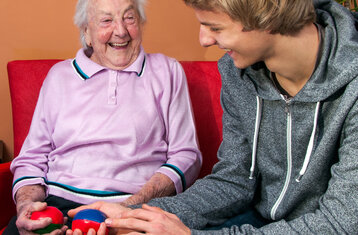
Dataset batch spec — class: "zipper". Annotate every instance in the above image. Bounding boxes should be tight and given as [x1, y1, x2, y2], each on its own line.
[270, 96, 293, 220]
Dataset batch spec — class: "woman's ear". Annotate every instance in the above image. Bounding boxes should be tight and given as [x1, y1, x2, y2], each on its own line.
[84, 27, 92, 47]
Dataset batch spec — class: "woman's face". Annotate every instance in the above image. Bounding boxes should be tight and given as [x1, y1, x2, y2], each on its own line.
[85, 0, 143, 70]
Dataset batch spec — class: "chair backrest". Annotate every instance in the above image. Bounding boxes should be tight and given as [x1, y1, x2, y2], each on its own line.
[180, 61, 222, 177]
[7, 60, 222, 178]
[8, 60, 62, 156]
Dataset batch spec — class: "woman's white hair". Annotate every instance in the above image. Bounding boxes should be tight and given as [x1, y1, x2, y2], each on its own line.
[74, 0, 147, 49]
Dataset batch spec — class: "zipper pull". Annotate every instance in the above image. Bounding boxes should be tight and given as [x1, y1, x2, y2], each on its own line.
[281, 94, 292, 114]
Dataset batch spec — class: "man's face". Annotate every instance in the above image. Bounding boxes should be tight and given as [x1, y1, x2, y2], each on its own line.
[85, 0, 143, 70]
[194, 9, 275, 69]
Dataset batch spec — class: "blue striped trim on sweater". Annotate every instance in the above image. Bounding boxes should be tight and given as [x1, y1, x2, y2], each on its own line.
[162, 163, 187, 191]
[13, 176, 130, 198]
[72, 59, 90, 80]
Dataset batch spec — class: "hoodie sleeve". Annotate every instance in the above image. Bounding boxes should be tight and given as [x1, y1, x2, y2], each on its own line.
[145, 57, 258, 229]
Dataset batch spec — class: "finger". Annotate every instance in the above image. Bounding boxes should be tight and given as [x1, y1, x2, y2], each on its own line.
[120, 208, 156, 221]
[87, 228, 96, 235]
[105, 223, 135, 235]
[60, 225, 69, 233]
[67, 205, 91, 218]
[63, 217, 68, 225]
[141, 204, 176, 219]
[105, 217, 151, 233]
[121, 206, 174, 223]
[20, 204, 56, 231]
[17, 214, 52, 232]
[66, 229, 74, 235]
[68, 202, 103, 217]
[142, 204, 180, 221]
[32, 218, 54, 231]
[73, 228, 84, 235]
[30, 202, 48, 213]
[96, 222, 107, 235]
[141, 204, 163, 212]
[49, 227, 67, 235]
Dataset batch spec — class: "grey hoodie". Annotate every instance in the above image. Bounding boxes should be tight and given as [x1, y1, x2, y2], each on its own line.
[147, 0, 358, 234]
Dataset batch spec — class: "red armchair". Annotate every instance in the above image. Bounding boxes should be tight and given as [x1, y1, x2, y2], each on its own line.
[0, 60, 222, 233]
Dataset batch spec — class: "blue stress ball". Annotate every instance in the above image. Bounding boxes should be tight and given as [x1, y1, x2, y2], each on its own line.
[72, 209, 109, 235]
[30, 206, 64, 234]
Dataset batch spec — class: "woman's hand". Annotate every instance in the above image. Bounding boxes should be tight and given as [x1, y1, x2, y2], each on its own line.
[16, 201, 67, 235]
[120, 173, 175, 207]
[15, 185, 67, 234]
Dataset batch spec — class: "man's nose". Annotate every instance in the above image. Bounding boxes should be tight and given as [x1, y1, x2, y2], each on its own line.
[199, 26, 216, 47]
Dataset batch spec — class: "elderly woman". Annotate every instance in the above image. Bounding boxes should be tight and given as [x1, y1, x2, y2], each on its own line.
[4, 0, 202, 234]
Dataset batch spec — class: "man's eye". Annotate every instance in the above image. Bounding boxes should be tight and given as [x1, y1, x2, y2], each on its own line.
[210, 27, 221, 32]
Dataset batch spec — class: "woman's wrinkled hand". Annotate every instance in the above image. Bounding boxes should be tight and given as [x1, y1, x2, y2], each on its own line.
[16, 201, 67, 235]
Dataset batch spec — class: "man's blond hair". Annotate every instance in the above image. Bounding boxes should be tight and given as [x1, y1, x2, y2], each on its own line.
[183, 0, 316, 35]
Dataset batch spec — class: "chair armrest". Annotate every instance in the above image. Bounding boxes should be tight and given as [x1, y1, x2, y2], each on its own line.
[0, 161, 16, 229]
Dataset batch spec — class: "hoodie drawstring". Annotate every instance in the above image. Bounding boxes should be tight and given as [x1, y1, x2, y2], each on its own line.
[249, 98, 320, 182]
[250, 96, 262, 179]
[296, 101, 321, 182]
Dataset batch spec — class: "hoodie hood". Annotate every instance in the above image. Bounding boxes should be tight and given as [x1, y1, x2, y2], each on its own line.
[244, 0, 358, 102]
[306, 0, 358, 101]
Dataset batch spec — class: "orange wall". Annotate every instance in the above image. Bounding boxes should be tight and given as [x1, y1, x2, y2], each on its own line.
[0, 0, 224, 160]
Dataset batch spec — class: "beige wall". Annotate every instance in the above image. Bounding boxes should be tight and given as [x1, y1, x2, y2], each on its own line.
[0, 0, 224, 160]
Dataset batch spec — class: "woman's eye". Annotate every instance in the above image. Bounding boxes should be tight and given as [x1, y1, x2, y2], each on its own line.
[100, 18, 112, 24]
[125, 18, 135, 25]
[123, 12, 136, 24]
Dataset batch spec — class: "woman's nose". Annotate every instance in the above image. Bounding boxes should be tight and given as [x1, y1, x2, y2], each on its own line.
[114, 21, 128, 38]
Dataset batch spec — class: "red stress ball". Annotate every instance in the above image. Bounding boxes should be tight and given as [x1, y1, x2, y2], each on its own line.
[30, 206, 64, 234]
[72, 209, 109, 235]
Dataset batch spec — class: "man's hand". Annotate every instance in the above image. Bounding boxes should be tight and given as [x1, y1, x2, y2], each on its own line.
[67, 201, 131, 220]
[103, 204, 190, 235]
[67, 201, 133, 235]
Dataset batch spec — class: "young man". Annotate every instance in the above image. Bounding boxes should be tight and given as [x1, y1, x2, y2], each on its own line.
[69, 0, 358, 234]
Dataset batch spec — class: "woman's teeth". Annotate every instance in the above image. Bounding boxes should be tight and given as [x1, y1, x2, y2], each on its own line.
[110, 42, 129, 47]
